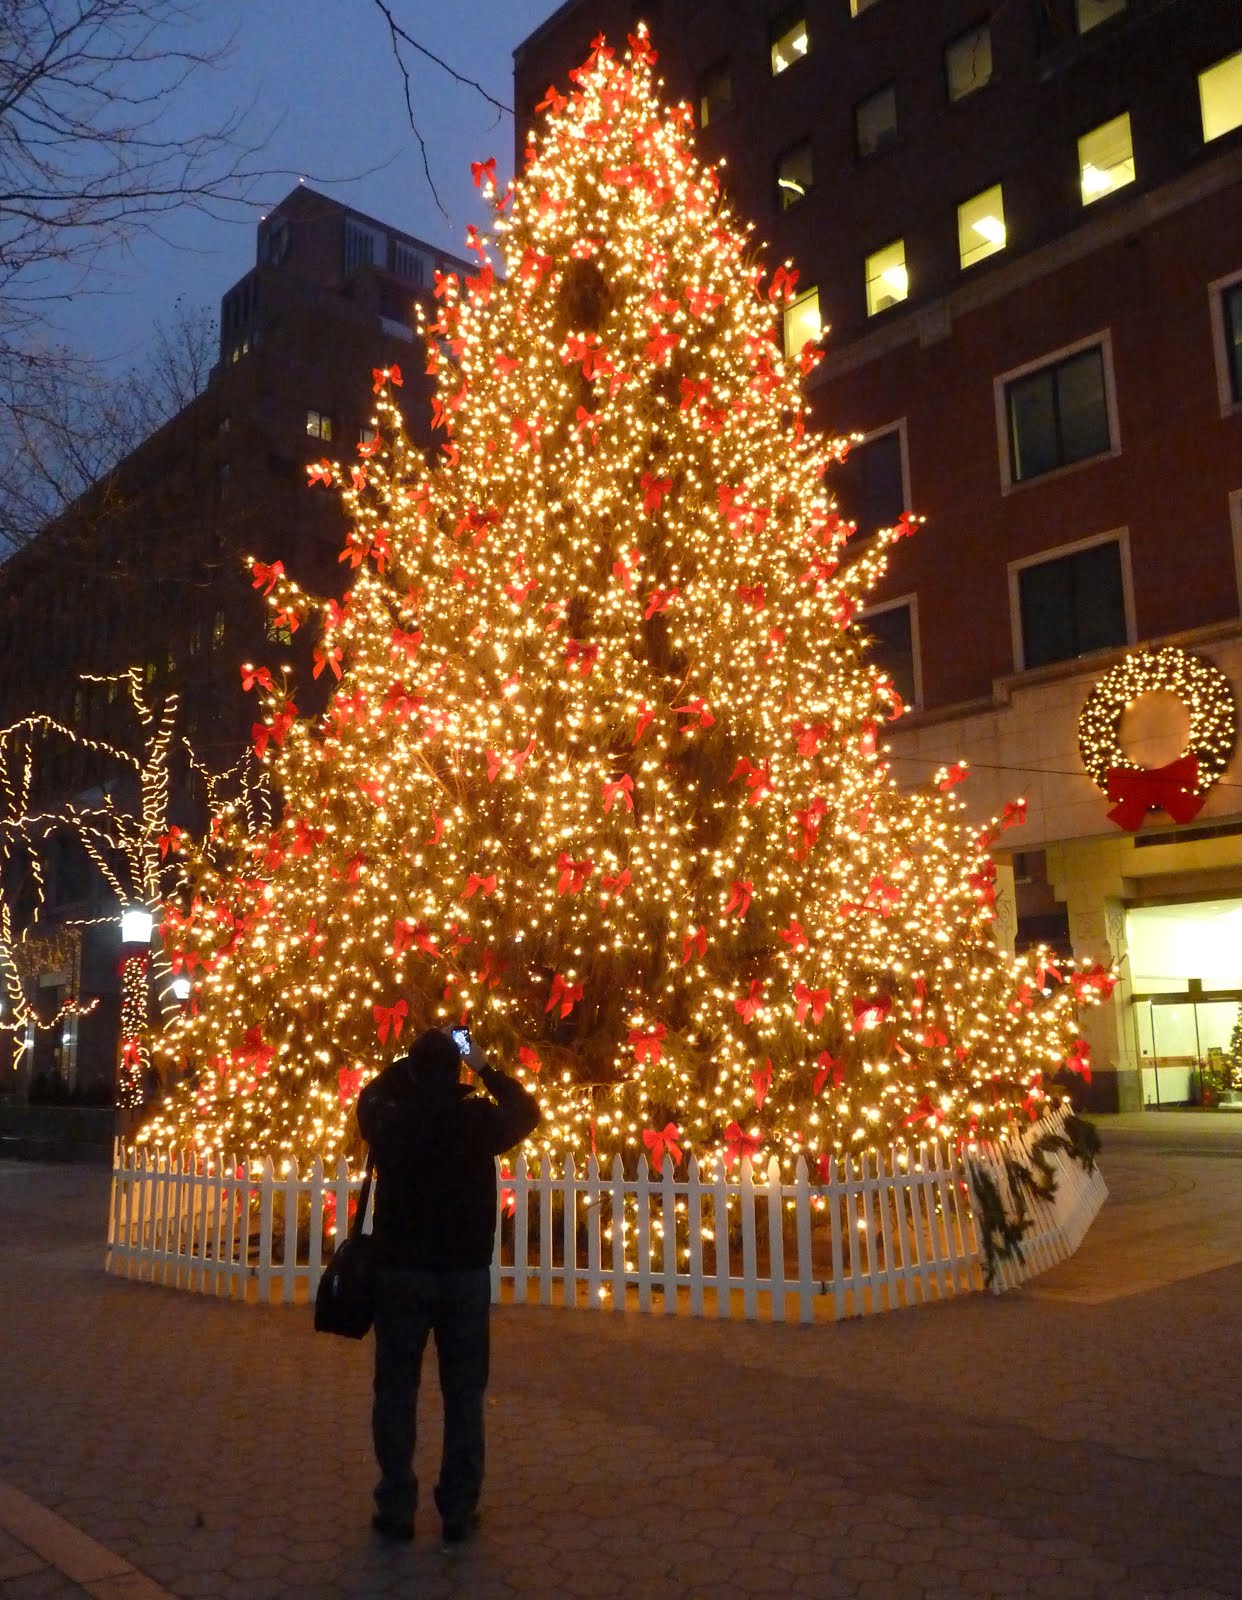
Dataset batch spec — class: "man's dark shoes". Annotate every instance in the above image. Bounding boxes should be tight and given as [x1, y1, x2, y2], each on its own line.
[371, 1511, 414, 1543]
[440, 1510, 481, 1547]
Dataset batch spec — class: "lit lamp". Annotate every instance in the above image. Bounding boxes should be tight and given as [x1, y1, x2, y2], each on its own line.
[117, 905, 154, 1110]
[171, 975, 192, 1003]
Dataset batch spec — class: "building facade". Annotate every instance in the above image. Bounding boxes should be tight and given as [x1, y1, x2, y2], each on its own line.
[0, 187, 465, 1099]
[515, 0, 1242, 1109]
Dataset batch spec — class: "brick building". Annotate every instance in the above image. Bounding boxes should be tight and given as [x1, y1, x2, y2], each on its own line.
[516, 0, 1242, 1109]
[0, 186, 465, 1098]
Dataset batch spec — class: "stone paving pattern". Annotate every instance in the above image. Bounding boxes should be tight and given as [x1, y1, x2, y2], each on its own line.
[2, 1112, 1241, 1599]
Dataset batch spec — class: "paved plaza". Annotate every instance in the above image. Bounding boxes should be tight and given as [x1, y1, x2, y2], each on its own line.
[1, 1113, 1240, 1600]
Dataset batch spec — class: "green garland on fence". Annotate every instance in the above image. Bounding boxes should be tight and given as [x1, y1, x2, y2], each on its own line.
[970, 1115, 1101, 1288]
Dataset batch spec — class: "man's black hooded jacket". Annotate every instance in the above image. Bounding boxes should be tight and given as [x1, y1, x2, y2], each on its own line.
[357, 1042, 541, 1271]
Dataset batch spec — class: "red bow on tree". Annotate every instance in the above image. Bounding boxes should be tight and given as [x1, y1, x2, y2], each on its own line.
[251, 560, 284, 595]
[372, 365, 403, 392]
[306, 462, 332, 487]
[640, 473, 673, 513]
[904, 1095, 943, 1131]
[337, 1066, 365, 1105]
[628, 1022, 666, 1064]
[768, 264, 800, 303]
[240, 663, 274, 693]
[565, 640, 600, 677]
[681, 926, 707, 965]
[813, 1053, 844, 1095]
[938, 762, 969, 792]
[734, 979, 765, 1024]
[751, 1059, 773, 1109]
[1104, 756, 1205, 832]
[312, 646, 343, 680]
[373, 1000, 408, 1046]
[158, 826, 184, 859]
[465, 873, 497, 899]
[643, 1123, 682, 1171]
[557, 855, 595, 895]
[1001, 797, 1028, 830]
[633, 701, 655, 744]
[471, 157, 497, 190]
[535, 84, 567, 113]
[1065, 1039, 1093, 1081]
[779, 920, 808, 951]
[1071, 964, 1116, 1002]
[602, 775, 634, 813]
[794, 983, 832, 1026]
[234, 1027, 275, 1075]
[724, 879, 753, 917]
[545, 974, 583, 1019]
[674, 697, 715, 728]
[852, 994, 891, 1032]
[600, 869, 631, 895]
[518, 1046, 541, 1073]
[722, 1122, 762, 1172]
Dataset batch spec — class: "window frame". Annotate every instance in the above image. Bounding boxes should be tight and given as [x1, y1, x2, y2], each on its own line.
[306, 408, 334, 441]
[957, 181, 1007, 271]
[1078, 111, 1135, 207]
[782, 284, 822, 360]
[944, 21, 993, 104]
[697, 58, 733, 129]
[993, 331, 1121, 494]
[1231, 489, 1242, 617]
[1208, 269, 1242, 416]
[769, 10, 809, 77]
[864, 237, 909, 318]
[775, 137, 814, 211]
[849, 0, 882, 16]
[858, 593, 921, 712]
[1007, 529, 1134, 675]
[1074, 0, 1127, 36]
[835, 418, 911, 539]
[1199, 48, 1242, 145]
[854, 82, 898, 160]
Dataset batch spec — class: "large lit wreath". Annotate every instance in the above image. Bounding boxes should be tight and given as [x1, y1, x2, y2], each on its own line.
[1078, 646, 1236, 831]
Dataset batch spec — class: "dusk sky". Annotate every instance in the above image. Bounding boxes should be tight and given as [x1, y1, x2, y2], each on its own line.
[55, 0, 565, 369]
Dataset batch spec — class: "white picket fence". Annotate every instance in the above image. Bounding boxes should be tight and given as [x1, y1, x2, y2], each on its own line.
[105, 1109, 1106, 1322]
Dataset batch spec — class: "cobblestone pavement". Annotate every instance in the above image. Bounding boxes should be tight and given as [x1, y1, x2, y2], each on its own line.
[2, 1115, 1241, 1600]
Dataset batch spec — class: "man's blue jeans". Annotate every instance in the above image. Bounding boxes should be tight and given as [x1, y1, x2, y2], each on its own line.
[372, 1266, 490, 1526]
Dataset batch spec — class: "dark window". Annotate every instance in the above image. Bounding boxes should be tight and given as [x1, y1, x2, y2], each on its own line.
[1018, 541, 1126, 670]
[1224, 283, 1242, 405]
[835, 430, 904, 537]
[775, 139, 814, 209]
[1075, 0, 1126, 35]
[945, 22, 992, 102]
[1006, 346, 1111, 483]
[698, 60, 733, 128]
[855, 84, 897, 158]
[861, 604, 916, 709]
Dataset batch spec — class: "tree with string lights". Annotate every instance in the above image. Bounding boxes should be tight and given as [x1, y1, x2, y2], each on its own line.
[141, 25, 1115, 1175]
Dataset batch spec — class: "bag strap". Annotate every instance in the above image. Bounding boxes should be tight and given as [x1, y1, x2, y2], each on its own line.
[350, 1149, 376, 1242]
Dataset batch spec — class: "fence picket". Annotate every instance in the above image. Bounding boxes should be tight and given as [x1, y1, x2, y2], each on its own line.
[610, 1156, 627, 1312]
[686, 1158, 704, 1318]
[712, 1163, 731, 1319]
[256, 1157, 275, 1304]
[562, 1154, 578, 1309]
[826, 1156, 846, 1320]
[539, 1158, 554, 1307]
[513, 1153, 529, 1306]
[585, 1156, 603, 1310]
[280, 1162, 299, 1305]
[635, 1156, 652, 1314]
[661, 1157, 677, 1314]
[307, 1159, 325, 1299]
[794, 1157, 814, 1323]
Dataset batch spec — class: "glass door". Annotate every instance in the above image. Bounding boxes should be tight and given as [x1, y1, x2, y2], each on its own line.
[1133, 994, 1242, 1107]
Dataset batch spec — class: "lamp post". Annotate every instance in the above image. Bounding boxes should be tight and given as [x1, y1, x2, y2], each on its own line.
[117, 906, 153, 1109]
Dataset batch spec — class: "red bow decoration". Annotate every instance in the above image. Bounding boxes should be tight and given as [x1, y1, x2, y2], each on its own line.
[545, 973, 583, 1019]
[779, 919, 808, 951]
[535, 84, 567, 114]
[1001, 797, 1028, 830]
[600, 869, 631, 895]
[250, 560, 285, 595]
[644, 327, 679, 365]
[813, 1053, 844, 1095]
[768, 264, 800, 303]
[725, 879, 754, 918]
[629, 1022, 666, 1064]
[1104, 756, 1205, 831]
[1035, 960, 1063, 989]
[306, 461, 332, 487]
[1071, 964, 1116, 1002]
[751, 1059, 773, 1109]
[158, 826, 184, 859]
[518, 1046, 541, 1073]
[792, 721, 829, 757]
[722, 1122, 762, 1172]
[602, 775, 635, 814]
[519, 247, 554, 287]
[904, 1095, 944, 1131]
[938, 762, 969, 792]
[234, 1026, 275, 1075]
[628, 27, 658, 65]
[643, 1123, 682, 1171]
[687, 286, 723, 318]
[465, 873, 497, 898]
[565, 640, 600, 677]
[576, 406, 600, 444]
[633, 701, 655, 744]
[471, 157, 497, 190]
[121, 1037, 143, 1069]
[511, 413, 543, 452]
[674, 696, 715, 728]
[557, 855, 595, 895]
[644, 588, 677, 619]
[240, 663, 274, 693]
[794, 983, 832, 1026]
[734, 979, 765, 1024]
[338, 1065, 365, 1106]
[372, 365, 402, 392]
[681, 926, 707, 965]
[312, 645, 343, 681]
[1065, 1039, 1093, 1081]
[852, 994, 892, 1032]
[640, 472, 673, 513]
[373, 999, 408, 1046]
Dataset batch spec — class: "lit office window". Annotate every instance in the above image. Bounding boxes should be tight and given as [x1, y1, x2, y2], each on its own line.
[865, 240, 908, 317]
[855, 84, 897, 158]
[1079, 113, 1135, 205]
[958, 184, 1007, 269]
[1199, 50, 1242, 144]
[945, 23, 992, 102]
[1075, 0, 1126, 34]
[771, 13, 808, 76]
[306, 409, 333, 441]
[850, 0, 881, 13]
[776, 139, 814, 209]
[698, 59, 733, 128]
[782, 286, 821, 359]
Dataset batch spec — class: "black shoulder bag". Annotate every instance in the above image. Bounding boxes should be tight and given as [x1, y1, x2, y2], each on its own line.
[314, 1152, 377, 1339]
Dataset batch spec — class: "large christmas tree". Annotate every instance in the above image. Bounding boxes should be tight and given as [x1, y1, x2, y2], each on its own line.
[142, 27, 1113, 1173]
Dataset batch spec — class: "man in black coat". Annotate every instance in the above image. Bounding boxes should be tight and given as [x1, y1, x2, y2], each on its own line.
[358, 1026, 541, 1545]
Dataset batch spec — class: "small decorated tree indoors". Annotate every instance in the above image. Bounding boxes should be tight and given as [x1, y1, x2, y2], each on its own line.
[140, 27, 1115, 1175]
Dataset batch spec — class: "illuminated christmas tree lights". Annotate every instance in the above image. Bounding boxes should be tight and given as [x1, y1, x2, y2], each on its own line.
[141, 27, 1114, 1173]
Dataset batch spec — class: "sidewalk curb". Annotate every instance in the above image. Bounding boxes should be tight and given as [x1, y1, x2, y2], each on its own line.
[0, 1478, 177, 1599]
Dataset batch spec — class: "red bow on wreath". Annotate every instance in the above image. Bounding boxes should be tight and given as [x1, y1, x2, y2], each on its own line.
[1104, 756, 1206, 832]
